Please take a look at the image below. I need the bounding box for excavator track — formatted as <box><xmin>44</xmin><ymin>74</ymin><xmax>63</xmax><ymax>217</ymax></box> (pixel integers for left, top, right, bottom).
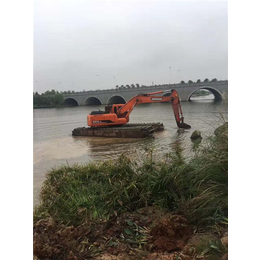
<box><xmin>72</xmin><ymin>123</ymin><xmax>164</xmax><ymax>138</ymax></box>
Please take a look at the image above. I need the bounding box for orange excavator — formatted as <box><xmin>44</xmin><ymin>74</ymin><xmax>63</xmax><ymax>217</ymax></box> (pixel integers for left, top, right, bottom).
<box><xmin>87</xmin><ymin>89</ymin><xmax>191</xmax><ymax>129</ymax></box>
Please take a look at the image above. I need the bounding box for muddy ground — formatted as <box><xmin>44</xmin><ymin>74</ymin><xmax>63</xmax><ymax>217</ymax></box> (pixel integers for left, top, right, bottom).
<box><xmin>34</xmin><ymin>206</ymin><xmax>228</xmax><ymax>260</ymax></box>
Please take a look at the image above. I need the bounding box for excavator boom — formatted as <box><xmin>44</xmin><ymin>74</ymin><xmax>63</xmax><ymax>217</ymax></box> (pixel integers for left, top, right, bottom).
<box><xmin>87</xmin><ymin>89</ymin><xmax>191</xmax><ymax>129</ymax></box>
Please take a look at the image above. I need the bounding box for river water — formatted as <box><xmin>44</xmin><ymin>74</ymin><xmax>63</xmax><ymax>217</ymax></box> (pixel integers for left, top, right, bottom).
<box><xmin>33</xmin><ymin>95</ymin><xmax>227</xmax><ymax>206</ymax></box>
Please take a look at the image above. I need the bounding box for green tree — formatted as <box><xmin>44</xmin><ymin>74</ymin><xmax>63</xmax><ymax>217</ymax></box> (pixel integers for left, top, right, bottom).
<box><xmin>54</xmin><ymin>93</ymin><xmax>64</xmax><ymax>105</ymax></box>
<box><xmin>33</xmin><ymin>89</ymin><xmax>64</xmax><ymax>107</ymax></box>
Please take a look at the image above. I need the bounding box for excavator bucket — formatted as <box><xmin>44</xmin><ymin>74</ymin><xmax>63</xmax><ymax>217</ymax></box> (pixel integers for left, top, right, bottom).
<box><xmin>178</xmin><ymin>122</ymin><xmax>191</xmax><ymax>129</ymax></box>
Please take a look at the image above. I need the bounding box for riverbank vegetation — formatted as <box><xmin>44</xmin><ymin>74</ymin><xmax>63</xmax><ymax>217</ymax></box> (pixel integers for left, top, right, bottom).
<box><xmin>33</xmin><ymin>90</ymin><xmax>64</xmax><ymax>108</ymax></box>
<box><xmin>34</xmin><ymin>122</ymin><xmax>228</xmax><ymax>260</ymax></box>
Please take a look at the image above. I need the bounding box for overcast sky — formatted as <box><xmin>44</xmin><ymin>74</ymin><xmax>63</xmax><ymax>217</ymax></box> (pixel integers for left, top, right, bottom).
<box><xmin>33</xmin><ymin>0</ymin><xmax>227</xmax><ymax>93</ymax></box>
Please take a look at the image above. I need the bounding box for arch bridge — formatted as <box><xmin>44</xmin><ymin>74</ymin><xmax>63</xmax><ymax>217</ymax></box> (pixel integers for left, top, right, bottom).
<box><xmin>62</xmin><ymin>80</ymin><xmax>228</xmax><ymax>106</ymax></box>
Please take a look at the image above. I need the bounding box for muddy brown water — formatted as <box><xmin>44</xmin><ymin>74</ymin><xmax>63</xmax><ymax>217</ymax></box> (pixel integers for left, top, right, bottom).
<box><xmin>33</xmin><ymin>95</ymin><xmax>227</xmax><ymax>206</ymax></box>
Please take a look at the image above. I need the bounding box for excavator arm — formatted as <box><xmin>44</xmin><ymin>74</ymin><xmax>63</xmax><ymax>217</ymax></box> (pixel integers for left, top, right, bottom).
<box><xmin>117</xmin><ymin>89</ymin><xmax>191</xmax><ymax>129</ymax></box>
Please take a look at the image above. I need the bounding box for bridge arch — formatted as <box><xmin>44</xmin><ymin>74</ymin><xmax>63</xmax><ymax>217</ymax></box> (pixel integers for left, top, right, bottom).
<box><xmin>62</xmin><ymin>97</ymin><xmax>79</xmax><ymax>106</ymax></box>
<box><xmin>187</xmin><ymin>86</ymin><xmax>222</xmax><ymax>101</ymax></box>
<box><xmin>107</xmin><ymin>95</ymin><xmax>126</xmax><ymax>105</ymax></box>
<box><xmin>84</xmin><ymin>96</ymin><xmax>102</xmax><ymax>105</ymax></box>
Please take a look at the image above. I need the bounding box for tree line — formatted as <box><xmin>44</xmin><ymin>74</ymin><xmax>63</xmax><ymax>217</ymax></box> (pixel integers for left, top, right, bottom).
<box><xmin>33</xmin><ymin>90</ymin><xmax>64</xmax><ymax>108</ymax></box>
<box><xmin>180</xmin><ymin>78</ymin><xmax>217</xmax><ymax>84</ymax></box>
<box><xmin>115</xmin><ymin>78</ymin><xmax>218</xmax><ymax>89</ymax></box>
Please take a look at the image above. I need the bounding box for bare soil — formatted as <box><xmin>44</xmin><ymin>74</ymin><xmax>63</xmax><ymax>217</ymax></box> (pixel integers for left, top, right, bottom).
<box><xmin>34</xmin><ymin>206</ymin><xmax>227</xmax><ymax>260</ymax></box>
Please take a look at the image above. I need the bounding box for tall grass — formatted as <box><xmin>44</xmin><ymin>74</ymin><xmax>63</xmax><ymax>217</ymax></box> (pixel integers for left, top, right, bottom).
<box><xmin>184</xmin><ymin>124</ymin><xmax>227</xmax><ymax>225</ymax></box>
<box><xmin>34</xmin><ymin>123</ymin><xmax>228</xmax><ymax>228</ymax></box>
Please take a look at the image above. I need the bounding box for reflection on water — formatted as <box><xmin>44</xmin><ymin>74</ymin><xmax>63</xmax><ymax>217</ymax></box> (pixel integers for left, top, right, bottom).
<box><xmin>33</xmin><ymin>98</ymin><xmax>227</xmax><ymax>205</ymax></box>
<box><xmin>190</xmin><ymin>93</ymin><xmax>215</xmax><ymax>101</ymax></box>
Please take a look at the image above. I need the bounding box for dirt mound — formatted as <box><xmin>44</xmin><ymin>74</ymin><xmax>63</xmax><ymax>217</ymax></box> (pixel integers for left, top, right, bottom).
<box><xmin>149</xmin><ymin>215</ymin><xmax>192</xmax><ymax>252</ymax></box>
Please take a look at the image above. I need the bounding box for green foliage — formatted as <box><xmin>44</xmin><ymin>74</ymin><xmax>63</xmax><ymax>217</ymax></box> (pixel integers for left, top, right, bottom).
<box><xmin>177</xmin><ymin>130</ymin><xmax>228</xmax><ymax>226</ymax></box>
<box><xmin>33</xmin><ymin>90</ymin><xmax>64</xmax><ymax>108</ymax></box>
<box><xmin>34</xmin><ymin>124</ymin><xmax>228</xmax><ymax>228</ymax></box>
<box><xmin>54</xmin><ymin>93</ymin><xmax>64</xmax><ymax>105</ymax></box>
<box><xmin>35</xmin><ymin>156</ymin><xmax>150</xmax><ymax>225</ymax></box>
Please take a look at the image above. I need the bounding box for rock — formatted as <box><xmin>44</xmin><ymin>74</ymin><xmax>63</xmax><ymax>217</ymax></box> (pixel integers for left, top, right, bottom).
<box><xmin>183</xmin><ymin>233</ymin><xmax>220</xmax><ymax>255</ymax></box>
<box><xmin>190</xmin><ymin>130</ymin><xmax>202</xmax><ymax>140</ymax></box>
<box><xmin>221</xmin><ymin>236</ymin><xmax>228</xmax><ymax>247</ymax></box>
<box><xmin>214</xmin><ymin>122</ymin><xmax>228</xmax><ymax>137</ymax></box>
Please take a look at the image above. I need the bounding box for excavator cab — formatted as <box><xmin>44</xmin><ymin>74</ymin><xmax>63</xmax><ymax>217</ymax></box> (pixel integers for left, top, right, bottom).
<box><xmin>105</xmin><ymin>104</ymin><xmax>124</xmax><ymax>114</ymax></box>
<box><xmin>90</xmin><ymin>104</ymin><xmax>123</xmax><ymax>115</ymax></box>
